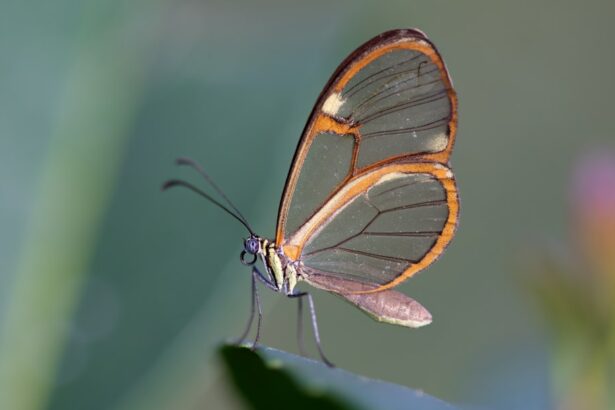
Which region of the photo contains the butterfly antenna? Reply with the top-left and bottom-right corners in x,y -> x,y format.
162,177 -> 255,235
175,157 -> 253,228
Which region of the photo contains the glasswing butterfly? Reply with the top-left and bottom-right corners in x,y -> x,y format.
164,29 -> 458,367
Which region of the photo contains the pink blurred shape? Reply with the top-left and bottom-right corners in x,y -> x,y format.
572,149 -> 615,217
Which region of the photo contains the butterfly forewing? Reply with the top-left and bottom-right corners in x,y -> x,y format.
282,131 -> 355,236
276,29 -> 458,293
334,48 -> 452,169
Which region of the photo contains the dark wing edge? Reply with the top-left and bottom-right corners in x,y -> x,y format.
275,29 -> 449,245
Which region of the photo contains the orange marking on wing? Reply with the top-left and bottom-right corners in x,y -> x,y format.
313,114 -> 359,136
276,31 -> 457,253
333,40 -> 458,166
279,162 -> 458,294
353,174 -> 459,294
275,114 -> 358,245
283,163 -> 456,265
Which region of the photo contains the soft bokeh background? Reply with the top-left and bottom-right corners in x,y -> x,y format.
2,1 -> 614,409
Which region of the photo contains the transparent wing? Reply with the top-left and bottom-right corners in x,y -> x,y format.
283,163 -> 457,290
335,46 -> 452,169
302,172 -> 449,285
276,29 -> 457,244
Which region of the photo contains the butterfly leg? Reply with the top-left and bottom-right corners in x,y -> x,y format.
234,268 -> 258,346
250,268 -> 264,350
245,265 -> 281,349
235,266 -> 272,348
289,292 -> 334,367
296,296 -> 306,356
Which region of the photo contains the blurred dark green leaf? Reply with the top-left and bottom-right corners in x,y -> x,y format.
220,344 -> 456,410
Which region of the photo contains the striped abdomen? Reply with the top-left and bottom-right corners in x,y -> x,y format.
260,239 -> 299,295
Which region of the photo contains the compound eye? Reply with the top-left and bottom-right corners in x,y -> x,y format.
245,238 -> 259,254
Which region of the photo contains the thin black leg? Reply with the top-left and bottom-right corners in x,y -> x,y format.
234,270 -> 257,345
251,270 -> 263,350
252,265 -> 278,292
289,292 -> 334,367
296,297 -> 306,356
234,265 -> 277,350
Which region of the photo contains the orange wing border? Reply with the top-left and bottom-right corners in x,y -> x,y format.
276,29 -> 457,246
283,162 -> 459,294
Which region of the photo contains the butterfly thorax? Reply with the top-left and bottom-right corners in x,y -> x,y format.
259,238 -> 299,295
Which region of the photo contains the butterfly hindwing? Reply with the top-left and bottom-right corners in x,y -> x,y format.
283,162 -> 458,291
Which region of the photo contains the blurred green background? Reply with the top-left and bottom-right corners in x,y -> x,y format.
2,0 -> 614,409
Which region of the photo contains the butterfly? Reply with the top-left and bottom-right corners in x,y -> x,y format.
164,28 -> 458,367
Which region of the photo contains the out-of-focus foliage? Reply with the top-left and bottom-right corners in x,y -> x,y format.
220,344 -> 456,410
525,150 -> 615,410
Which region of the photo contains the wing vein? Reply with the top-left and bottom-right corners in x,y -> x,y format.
362,116 -> 449,139
350,68 -> 441,121
356,87 -> 447,125
380,198 -> 447,214
336,247 -> 417,263
362,230 -> 442,237
344,54 -> 426,98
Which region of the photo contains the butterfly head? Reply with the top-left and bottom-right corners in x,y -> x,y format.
241,235 -> 261,265
244,236 -> 261,254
